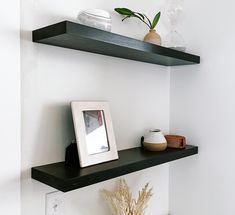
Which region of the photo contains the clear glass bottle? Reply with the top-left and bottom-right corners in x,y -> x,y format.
164,0 -> 186,51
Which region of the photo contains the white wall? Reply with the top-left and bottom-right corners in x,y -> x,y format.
169,0 -> 235,214
21,0 -> 170,215
0,0 -> 21,214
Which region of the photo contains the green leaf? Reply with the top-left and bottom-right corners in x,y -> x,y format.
114,7 -> 152,28
114,8 -> 134,16
151,11 -> 161,29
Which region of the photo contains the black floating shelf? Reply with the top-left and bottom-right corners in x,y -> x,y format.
32,21 -> 200,66
32,145 -> 198,192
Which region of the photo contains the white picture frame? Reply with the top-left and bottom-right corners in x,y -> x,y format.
71,101 -> 118,167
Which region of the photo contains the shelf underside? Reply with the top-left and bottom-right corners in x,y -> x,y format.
32,145 -> 198,192
33,21 -> 200,66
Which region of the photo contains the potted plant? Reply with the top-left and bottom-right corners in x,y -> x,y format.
115,8 -> 161,45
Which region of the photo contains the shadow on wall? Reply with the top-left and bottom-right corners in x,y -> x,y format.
33,103 -> 75,167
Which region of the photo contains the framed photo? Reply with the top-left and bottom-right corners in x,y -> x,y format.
71,101 -> 118,167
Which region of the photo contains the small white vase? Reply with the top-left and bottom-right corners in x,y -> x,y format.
143,129 -> 167,151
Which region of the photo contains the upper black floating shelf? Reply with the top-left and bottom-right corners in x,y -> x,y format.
32,145 -> 198,192
32,21 -> 200,66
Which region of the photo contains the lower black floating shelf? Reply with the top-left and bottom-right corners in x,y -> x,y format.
31,145 -> 198,192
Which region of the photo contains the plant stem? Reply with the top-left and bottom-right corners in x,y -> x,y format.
143,14 -> 152,28
133,12 -> 151,29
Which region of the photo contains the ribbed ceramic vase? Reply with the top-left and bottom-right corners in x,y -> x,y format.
144,29 -> 161,46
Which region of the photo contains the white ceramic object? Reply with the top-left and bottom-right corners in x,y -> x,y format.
143,129 -> 167,151
77,9 -> 112,32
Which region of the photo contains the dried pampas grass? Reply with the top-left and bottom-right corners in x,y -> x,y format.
101,179 -> 153,215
